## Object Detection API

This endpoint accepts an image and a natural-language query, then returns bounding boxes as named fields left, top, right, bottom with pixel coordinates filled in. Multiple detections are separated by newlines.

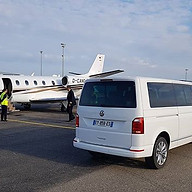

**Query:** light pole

left=185, top=68, right=189, bottom=81
left=40, top=51, right=43, bottom=76
left=61, top=43, right=66, bottom=76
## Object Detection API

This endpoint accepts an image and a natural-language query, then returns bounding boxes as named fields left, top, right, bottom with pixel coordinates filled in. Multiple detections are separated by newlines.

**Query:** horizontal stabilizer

left=0, top=72, right=20, bottom=75
left=89, top=69, right=124, bottom=78
left=69, top=72, right=82, bottom=75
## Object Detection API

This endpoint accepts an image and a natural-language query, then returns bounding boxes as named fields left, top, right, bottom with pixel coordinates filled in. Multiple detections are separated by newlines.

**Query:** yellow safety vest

left=0, top=92, right=8, bottom=106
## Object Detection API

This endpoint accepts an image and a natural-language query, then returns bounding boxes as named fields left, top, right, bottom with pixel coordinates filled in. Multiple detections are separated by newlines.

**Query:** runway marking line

left=9, top=119, right=76, bottom=130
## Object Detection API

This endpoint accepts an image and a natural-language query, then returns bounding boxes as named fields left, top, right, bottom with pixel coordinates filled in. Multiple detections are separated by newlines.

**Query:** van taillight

left=132, top=117, right=144, bottom=134
left=76, top=114, right=79, bottom=127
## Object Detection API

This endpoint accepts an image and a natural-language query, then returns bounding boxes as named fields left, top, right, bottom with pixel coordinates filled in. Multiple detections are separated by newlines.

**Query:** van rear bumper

left=73, top=138, right=152, bottom=158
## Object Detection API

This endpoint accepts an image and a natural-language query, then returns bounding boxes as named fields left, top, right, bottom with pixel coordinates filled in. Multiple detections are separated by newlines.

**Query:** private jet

left=0, top=54, right=123, bottom=111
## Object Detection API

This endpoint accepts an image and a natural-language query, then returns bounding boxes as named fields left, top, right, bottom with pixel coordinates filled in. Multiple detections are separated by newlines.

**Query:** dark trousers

left=67, top=105, right=75, bottom=121
left=1, top=105, right=7, bottom=121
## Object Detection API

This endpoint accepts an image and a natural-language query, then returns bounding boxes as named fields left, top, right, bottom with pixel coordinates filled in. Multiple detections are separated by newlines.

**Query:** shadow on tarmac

left=1, top=103, right=147, bottom=170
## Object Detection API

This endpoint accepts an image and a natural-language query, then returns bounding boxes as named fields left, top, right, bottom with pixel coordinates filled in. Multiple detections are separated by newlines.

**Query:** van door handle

left=156, top=114, right=179, bottom=118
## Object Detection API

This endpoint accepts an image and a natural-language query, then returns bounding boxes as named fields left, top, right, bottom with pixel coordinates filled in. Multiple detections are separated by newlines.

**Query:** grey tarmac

left=0, top=104, right=192, bottom=192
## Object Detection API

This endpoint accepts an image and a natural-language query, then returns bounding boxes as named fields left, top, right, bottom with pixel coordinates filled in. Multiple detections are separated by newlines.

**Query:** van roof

left=86, top=76, right=192, bottom=85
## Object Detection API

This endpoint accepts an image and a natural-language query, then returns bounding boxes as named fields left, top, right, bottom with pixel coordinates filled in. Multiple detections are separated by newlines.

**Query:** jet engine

left=62, top=76, right=68, bottom=86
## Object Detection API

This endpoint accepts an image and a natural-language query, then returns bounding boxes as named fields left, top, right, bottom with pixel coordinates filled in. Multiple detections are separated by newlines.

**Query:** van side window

left=174, top=84, right=192, bottom=106
left=148, top=83, right=177, bottom=108
left=183, top=85, right=192, bottom=105
left=80, top=81, right=136, bottom=108
left=173, top=84, right=187, bottom=106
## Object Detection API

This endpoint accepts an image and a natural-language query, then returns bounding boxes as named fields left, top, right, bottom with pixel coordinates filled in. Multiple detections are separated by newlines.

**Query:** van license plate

left=93, top=120, right=113, bottom=127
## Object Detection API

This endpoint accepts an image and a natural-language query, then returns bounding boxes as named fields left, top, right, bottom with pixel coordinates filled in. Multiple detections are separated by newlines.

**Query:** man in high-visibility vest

left=0, top=89, right=9, bottom=121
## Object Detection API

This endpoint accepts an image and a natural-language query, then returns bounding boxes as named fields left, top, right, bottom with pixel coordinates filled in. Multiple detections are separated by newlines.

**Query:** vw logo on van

left=99, top=110, right=104, bottom=117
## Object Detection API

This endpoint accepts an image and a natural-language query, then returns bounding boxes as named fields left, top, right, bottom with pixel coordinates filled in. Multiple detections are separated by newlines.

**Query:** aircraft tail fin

left=88, top=54, right=105, bottom=76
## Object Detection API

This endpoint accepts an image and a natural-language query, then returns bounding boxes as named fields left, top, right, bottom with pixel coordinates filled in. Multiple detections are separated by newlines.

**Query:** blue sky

left=0, top=0, right=192, bottom=80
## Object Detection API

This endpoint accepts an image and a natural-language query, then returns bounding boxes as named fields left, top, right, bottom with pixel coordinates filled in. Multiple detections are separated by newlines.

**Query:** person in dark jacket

left=66, top=85, right=76, bottom=122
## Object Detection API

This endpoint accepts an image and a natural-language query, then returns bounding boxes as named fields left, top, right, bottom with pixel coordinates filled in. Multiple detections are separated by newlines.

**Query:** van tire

left=145, top=137, right=168, bottom=169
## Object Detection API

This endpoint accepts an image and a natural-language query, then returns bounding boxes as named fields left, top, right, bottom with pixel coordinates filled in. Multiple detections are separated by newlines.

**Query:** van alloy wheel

left=145, top=137, right=168, bottom=169
left=155, top=140, right=168, bottom=166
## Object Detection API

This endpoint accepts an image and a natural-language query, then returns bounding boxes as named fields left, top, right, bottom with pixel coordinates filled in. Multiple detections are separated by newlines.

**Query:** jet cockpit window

left=42, top=80, right=46, bottom=85
left=25, top=80, right=29, bottom=86
left=52, top=81, right=55, bottom=86
left=15, top=80, right=20, bottom=86
left=34, top=80, right=38, bottom=85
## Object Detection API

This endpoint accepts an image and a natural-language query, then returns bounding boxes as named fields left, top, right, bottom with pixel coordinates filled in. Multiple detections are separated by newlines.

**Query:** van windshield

left=79, top=81, right=136, bottom=108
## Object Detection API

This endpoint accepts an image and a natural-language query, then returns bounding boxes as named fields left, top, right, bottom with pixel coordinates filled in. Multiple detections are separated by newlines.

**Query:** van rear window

left=79, top=81, right=136, bottom=108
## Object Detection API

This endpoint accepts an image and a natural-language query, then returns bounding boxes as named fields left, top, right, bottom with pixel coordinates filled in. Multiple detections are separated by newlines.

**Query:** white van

left=73, top=77, right=192, bottom=169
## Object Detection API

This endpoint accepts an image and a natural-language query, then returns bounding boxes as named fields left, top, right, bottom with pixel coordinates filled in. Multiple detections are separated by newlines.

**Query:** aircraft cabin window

left=34, top=80, right=38, bottom=85
left=16, top=80, right=20, bottom=86
left=42, top=80, right=46, bottom=85
left=52, top=81, right=55, bottom=86
left=25, top=80, right=29, bottom=86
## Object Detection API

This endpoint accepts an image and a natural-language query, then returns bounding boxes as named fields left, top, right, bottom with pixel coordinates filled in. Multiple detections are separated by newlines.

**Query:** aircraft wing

left=89, top=69, right=124, bottom=78
left=30, top=97, right=80, bottom=104
left=30, top=97, right=67, bottom=103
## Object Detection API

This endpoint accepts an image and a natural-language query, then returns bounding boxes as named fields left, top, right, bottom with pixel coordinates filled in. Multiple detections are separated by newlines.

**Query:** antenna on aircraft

left=61, top=43, right=66, bottom=77
left=40, top=51, right=43, bottom=76
left=185, top=68, right=189, bottom=81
